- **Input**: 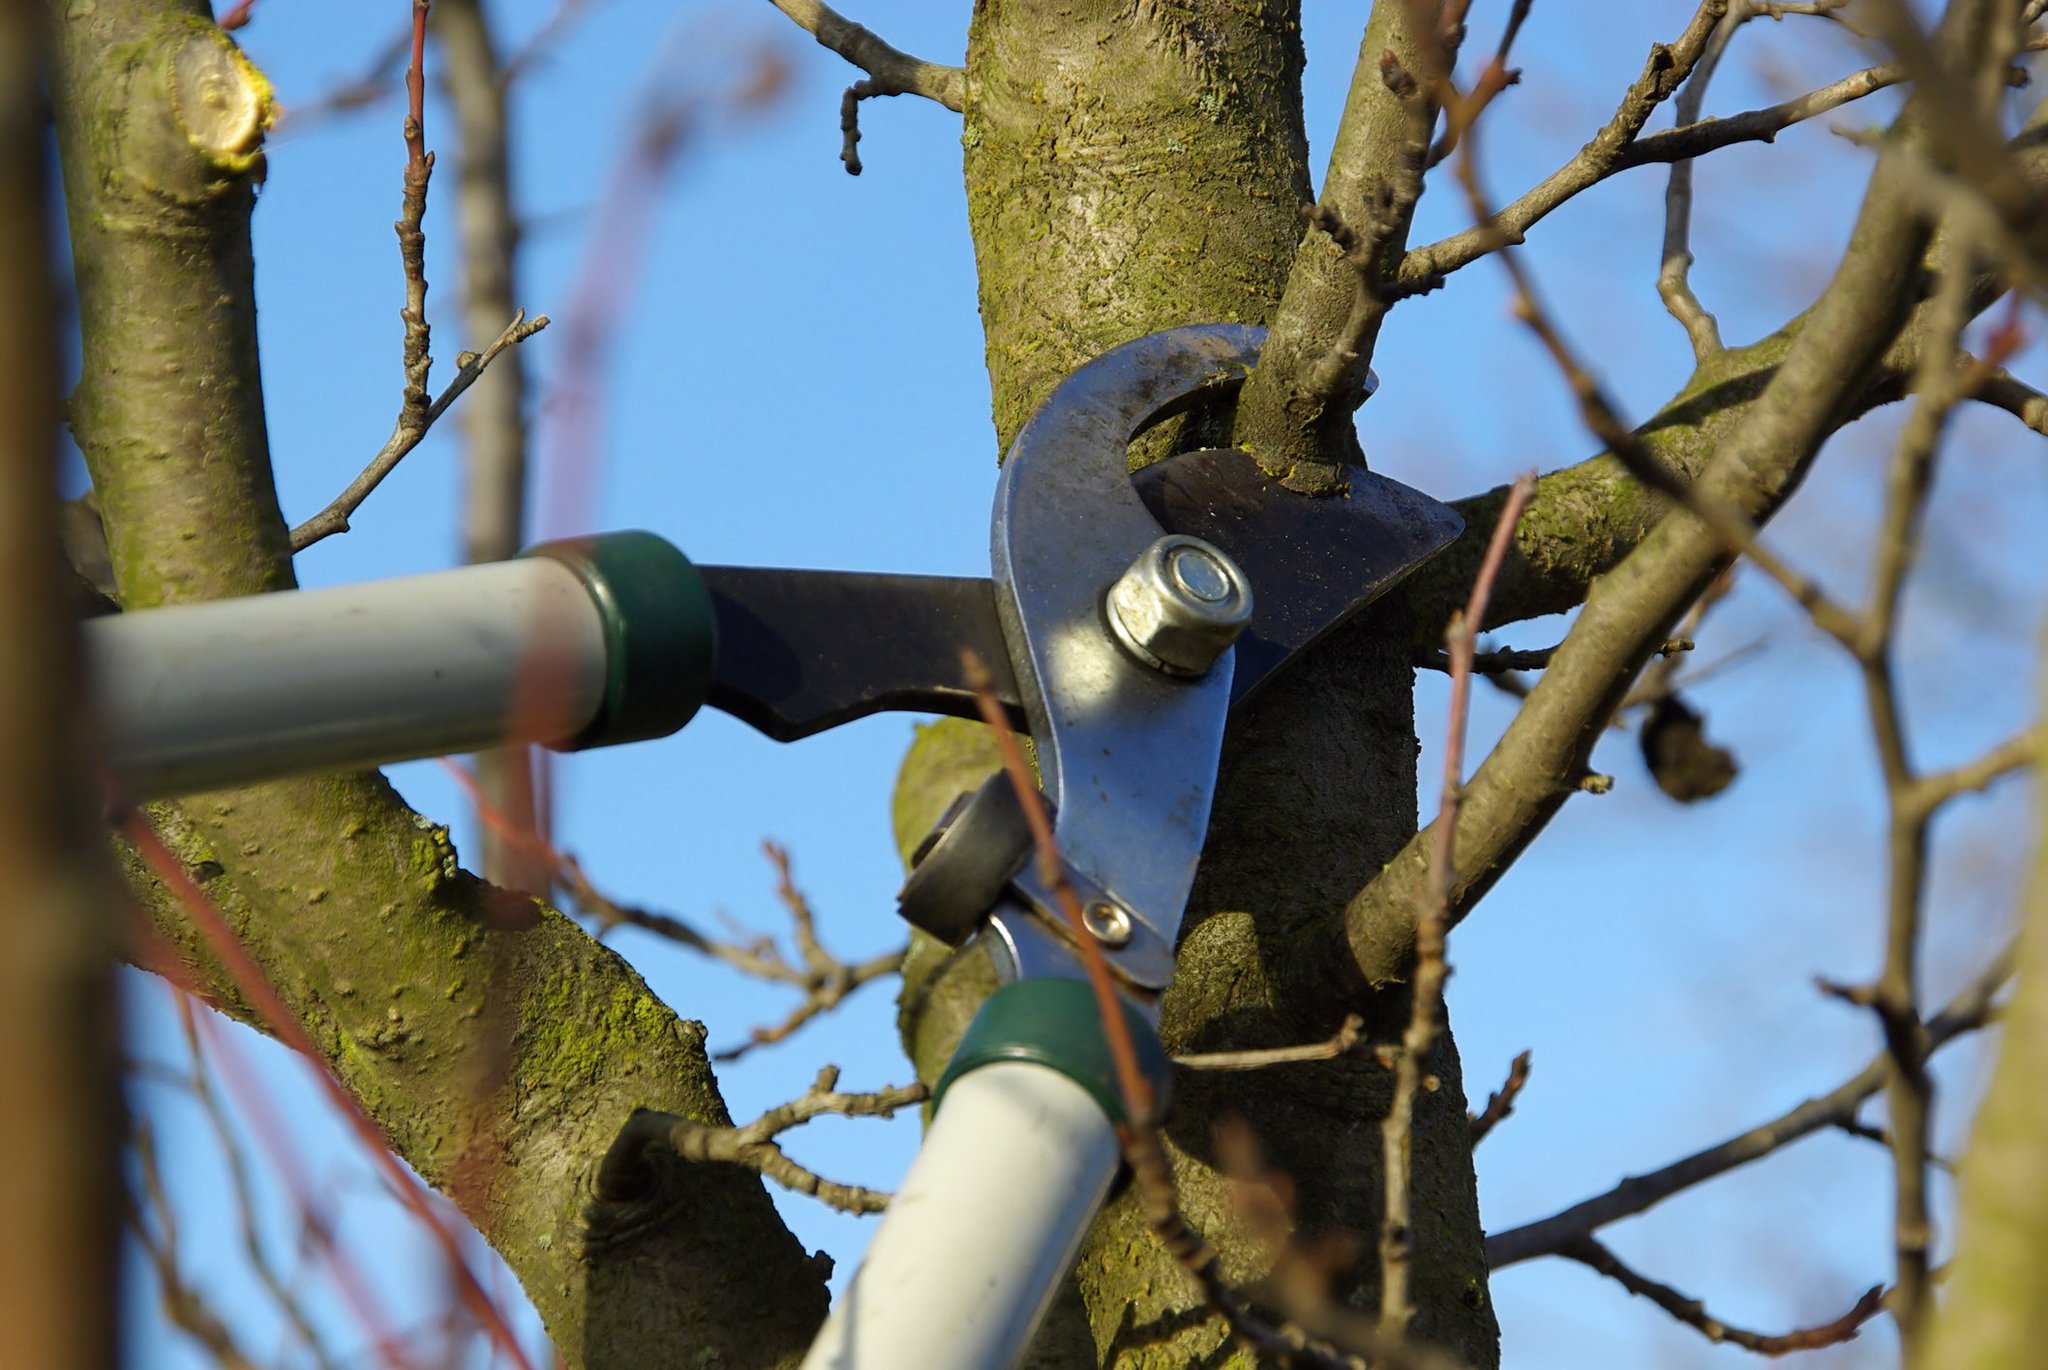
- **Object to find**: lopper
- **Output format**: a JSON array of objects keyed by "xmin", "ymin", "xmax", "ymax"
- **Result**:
[{"xmin": 89, "ymin": 325, "xmax": 1462, "ymax": 1369}]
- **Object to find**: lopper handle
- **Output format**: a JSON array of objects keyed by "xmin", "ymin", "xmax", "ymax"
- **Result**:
[
  {"xmin": 88, "ymin": 532, "xmax": 716, "ymax": 798},
  {"xmin": 799, "ymin": 1060, "xmax": 1121, "ymax": 1370}
]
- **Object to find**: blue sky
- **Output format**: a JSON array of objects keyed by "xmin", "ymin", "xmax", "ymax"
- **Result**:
[{"xmin": 111, "ymin": 3, "xmax": 2048, "ymax": 1367}]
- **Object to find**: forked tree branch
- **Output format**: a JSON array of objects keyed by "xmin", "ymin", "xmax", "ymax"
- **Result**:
[
  {"xmin": 763, "ymin": 0, "xmax": 963, "ymax": 173},
  {"xmin": 595, "ymin": 1067, "xmax": 927, "ymax": 1216},
  {"xmin": 1486, "ymin": 942, "xmax": 2010, "ymax": 1268}
]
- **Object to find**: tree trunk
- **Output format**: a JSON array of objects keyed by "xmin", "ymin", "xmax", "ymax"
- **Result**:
[{"xmin": 897, "ymin": 3, "xmax": 1498, "ymax": 1363}]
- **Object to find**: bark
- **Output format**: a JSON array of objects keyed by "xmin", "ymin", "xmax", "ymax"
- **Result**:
[
  {"xmin": 0, "ymin": 10, "xmax": 123, "ymax": 1367},
  {"xmin": 1231, "ymin": 1, "xmax": 1440, "ymax": 491},
  {"xmin": 900, "ymin": 3, "xmax": 1499, "ymax": 1363},
  {"xmin": 48, "ymin": 4, "xmax": 825, "ymax": 1364}
]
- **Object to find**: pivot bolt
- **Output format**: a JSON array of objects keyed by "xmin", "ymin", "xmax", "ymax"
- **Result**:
[{"xmin": 1105, "ymin": 534, "xmax": 1253, "ymax": 677}]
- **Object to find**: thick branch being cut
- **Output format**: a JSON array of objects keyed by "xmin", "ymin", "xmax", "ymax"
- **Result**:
[{"xmin": 1231, "ymin": 0, "xmax": 1451, "ymax": 492}]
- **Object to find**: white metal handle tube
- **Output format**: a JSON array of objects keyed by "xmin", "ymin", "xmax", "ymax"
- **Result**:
[
  {"xmin": 800, "ymin": 1061, "xmax": 1120, "ymax": 1370},
  {"xmin": 88, "ymin": 558, "xmax": 609, "ymax": 798}
]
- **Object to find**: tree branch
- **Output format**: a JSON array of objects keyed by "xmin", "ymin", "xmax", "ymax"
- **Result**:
[
  {"xmin": 1396, "ymin": 2, "xmax": 1729, "ymax": 289},
  {"xmin": 1558, "ymin": 1237, "xmax": 1886, "ymax": 1355},
  {"xmin": 1467, "ymin": 1050, "xmax": 1531, "ymax": 1146},
  {"xmin": 287, "ymin": 310, "xmax": 548, "ymax": 552},
  {"xmin": 763, "ymin": 0, "xmax": 963, "ymax": 174},
  {"xmin": 595, "ymin": 1067, "xmax": 927, "ymax": 1217},
  {"xmin": 1230, "ymin": 0, "xmax": 1449, "ymax": 493},
  {"xmin": 1486, "ymin": 942, "xmax": 2010, "ymax": 1268},
  {"xmin": 1348, "ymin": 99, "xmax": 1939, "ymax": 991}
]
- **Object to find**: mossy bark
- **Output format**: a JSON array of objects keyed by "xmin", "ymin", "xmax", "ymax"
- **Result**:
[
  {"xmin": 49, "ymin": 4, "xmax": 826, "ymax": 1364},
  {"xmin": 906, "ymin": 3, "xmax": 1499, "ymax": 1363}
]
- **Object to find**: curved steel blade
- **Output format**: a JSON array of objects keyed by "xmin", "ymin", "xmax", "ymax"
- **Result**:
[{"xmin": 990, "ymin": 325, "xmax": 1262, "ymax": 982}]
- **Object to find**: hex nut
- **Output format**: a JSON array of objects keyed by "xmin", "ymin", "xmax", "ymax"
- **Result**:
[{"xmin": 1105, "ymin": 535, "xmax": 1254, "ymax": 676}]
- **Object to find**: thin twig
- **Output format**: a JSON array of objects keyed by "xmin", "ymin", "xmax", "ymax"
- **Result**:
[
  {"xmin": 1560, "ymin": 1236, "xmax": 1886, "ymax": 1354},
  {"xmin": 597, "ymin": 1067, "xmax": 927, "ymax": 1215},
  {"xmin": 1658, "ymin": 0, "xmax": 1750, "ymax": 359},
  {"xmin": 1175, "ymin": 1014, "xmax": 1370, "ymax": 1072},
  {"xmin": 763, "ymin": 0, "xmax": 963, "ymax": 174},
  {"xmin": 1970, "ymin": 366, "xmax": 2048, "ymax": 435},
  {"xmin": 1485, "ymin": 941, "xmax": 2011, "ymax": 1267},
  {"xmin": 1381, "ymin": 471, "xmax": 1537, "ymax": 1338},
  {"xmin": 167, "ymin": 999, "xmax": 339, "ymax": 1366},
  {"xmin": 127, "ymin": 1125, "xmax": 261, "ymax": 1370},
  {"xmin": 1397, "ymin": 2, "xmax": 1730, "ymax": 288},
  {"xmin": 398, "ymin": 1, "xmax": 434, "ymax": 432},
  {"xmin": 549, "ymin": 843, "xmax": 904, "ymax": 1060},
  {"xmin": 289, "ymin": 310, "xmax": 549, "ymax": 551},
  {"xmin": 1905, "ymin": 728, "xmax": 2039, "ymax": 816},
  {"xmin": 1468, "ymin": 1049, "xmax": 1531, "ymax": 1145}
]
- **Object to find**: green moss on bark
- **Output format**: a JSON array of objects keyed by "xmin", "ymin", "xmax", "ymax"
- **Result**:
[{"xmin": 954, "ymin": 4, "xmax": 1497, "ymax": 1362}]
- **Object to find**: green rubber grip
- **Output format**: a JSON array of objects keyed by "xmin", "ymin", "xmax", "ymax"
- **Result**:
[
  {"xmin": 524, "ymin": 532, "xmax": 718, "ymax": 750},
  {"xmin": 934, "ymin": 978, "xmax": 1172, "ymax": 1127}
]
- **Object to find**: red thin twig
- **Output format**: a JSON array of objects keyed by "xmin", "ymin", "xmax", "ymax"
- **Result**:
[
  {"xmin": 958, "ymin": 650, "xmax": 1156, "ymax": 1124},
  {"xmin": 122, "ymin": 809, "xmax": 538, "ymax": 1370}
]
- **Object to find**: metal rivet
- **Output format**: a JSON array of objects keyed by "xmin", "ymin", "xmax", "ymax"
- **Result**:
[{"xmin": 1082, "ymin": 900, "xmax": 1133, "ymax": 947}]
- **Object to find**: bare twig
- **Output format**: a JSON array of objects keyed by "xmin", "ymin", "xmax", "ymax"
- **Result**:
[
  {"xmin": 763, "ymin": 0, "xmax": 963, "ymax": 174},
  {"xmin": 1424, "ymin": 0, "xmax": 1534, "ymax": 169},
  {"xmin": 1906, "ymin": 728, "xmax": 2039, "ymax": 815},
  {"xmin": 1397, "ymin": 2, "xmax": 1729, "ymax": 287},
  {"xmin": 1468, "ymin": 1049, "xmax": 1531, "ymax": 1145},
  {"xmin": 289, "ymin": 3, "xmax": 552, "ymax": 556},
  {"xmin": 1658, "ymin": 1, "xmax": 1751, "ymax": 359},
  {"xmin": 163, "ymin": 999, "xmax": 338, "ymax": 1366},
  {"xmin": 398, "ymin": 2, "xmax": 434, "ymax": 432},
  {"xmin": 1175, "ymin": 1014, "xmax": 1370, "ymax": 1072},
  {"xmin": 1381, "ymin": 471, "xmax": 1537, "ymax": 1338},
  {"xmin": 288, "ymin": 310, "xmax": 549, "ymax": 551},
  {"xmin": 127, "ymin": 1125, "xmax": 260, "ymax": 1370},
  {"xmin": 597, "ymin": 1066, "xmax": 927, "ymax": 1214},
  {"xmin": 1626, "ymin": 60, "xmax": 1905, "ymax": 169},
  {"xmin": 1485, "ymin": 942, "xmax": 2011, "ymax": 1268},
  {"xmin": 552, "ymin": 845, "xmax": 904, "ymax": 1060},
  {"xmin": 1970, "ymin": 365, "xmax": 2048, "ymax": 436},
  {"xmin": 1560, "ymin": 1236, "xmax": 1886, "ymax": 1354}
]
